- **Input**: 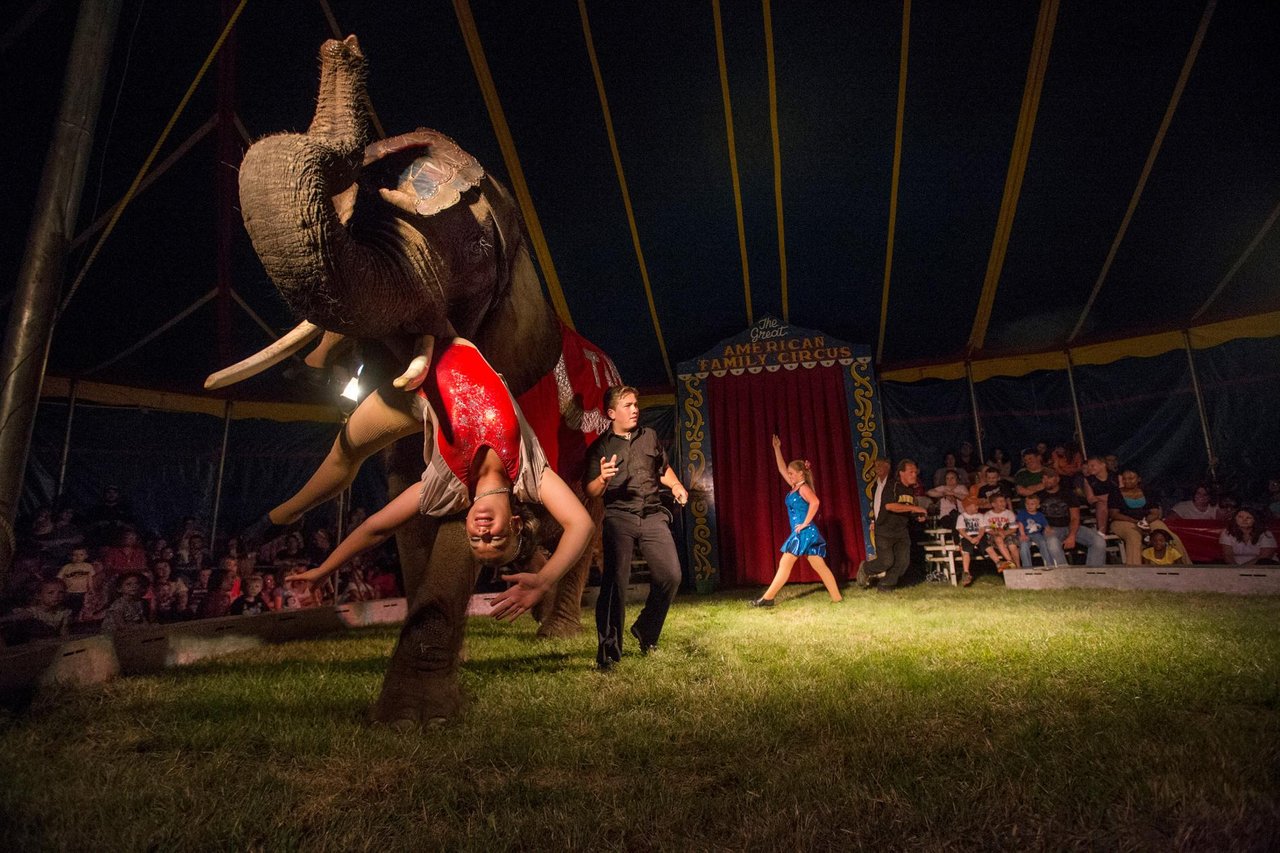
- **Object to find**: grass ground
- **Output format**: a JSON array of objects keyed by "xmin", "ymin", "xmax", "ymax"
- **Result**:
[{"xmin": 2, "ymin": 578, "xmax": 1279, "ymax": 851}]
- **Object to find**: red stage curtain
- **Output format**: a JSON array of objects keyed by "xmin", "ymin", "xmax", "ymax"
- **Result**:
[{"xmin": 708, "ymin": 364, "xmax": 866, "ymax": 586}]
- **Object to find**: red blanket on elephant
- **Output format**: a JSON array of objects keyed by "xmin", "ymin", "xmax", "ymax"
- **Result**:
[{"xmin": 516, "ymin": 323, "xmax": 620, "ymax": 489}]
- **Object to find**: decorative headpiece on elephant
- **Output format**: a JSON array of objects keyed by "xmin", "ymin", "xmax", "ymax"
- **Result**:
[{"xmin": 209, "ymin": 36, "xmax": 619, "ymax": 724}]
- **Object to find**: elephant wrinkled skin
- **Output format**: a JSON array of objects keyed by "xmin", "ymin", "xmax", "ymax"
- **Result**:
[{"xmin": 231, "ymin": 36, "xmax": 617, "ymax": 724}]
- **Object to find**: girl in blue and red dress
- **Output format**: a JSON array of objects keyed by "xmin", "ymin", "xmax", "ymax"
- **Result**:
[{"xmin": 751, "ymin": 435, "xmax": 843, "ymax": 607}]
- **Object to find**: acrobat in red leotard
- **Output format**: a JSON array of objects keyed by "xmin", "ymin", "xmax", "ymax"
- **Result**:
[{"xmin": 415, "ymin": 339, "xmax": 548, "ymax": 517}]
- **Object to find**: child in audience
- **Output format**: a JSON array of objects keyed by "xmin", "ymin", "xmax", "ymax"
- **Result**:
[
  {"xmin": 57, "ymin": 546, "xmax": 94, "ymax": 622},
  {"xmin": 982, "ymin": 493, "xmax": 1021, "ymax": 571},
  {"xmin": 229, "ymin": 574, "xmax": 271, "ymax": 615},
  {"xmin": 1142, "ymin": 529, "xmax": 1186, "ymax": 566},
  {"xmin": 198, "ymin": 569, "xmax": 235, "ymax": 619},
  {"xmin": 14, "ymin": 580, "xmax": 72, "ymax": 641},
  {"xmin": 149, "ymin": 560, "xmax": 187, "ymax": 622},
  {"xmin": 1017, "ymin": 494, "xmax": 1057, "ymax": 568},
  {"xmin": 954, "ymin": 495, "xmax": 985, "ymax": 587},
  {"xmin": 186, "ymin": 567, "xmax": 214, "ymax": 618},
  {"xmin": 101, "ymin": 573, "xmax": 149, "ymax": 633}
]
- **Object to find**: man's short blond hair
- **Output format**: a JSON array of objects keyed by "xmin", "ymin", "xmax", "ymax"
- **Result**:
[{"xmin": 605, "ymin": 385, "xmax": 639, "ymax": 415}]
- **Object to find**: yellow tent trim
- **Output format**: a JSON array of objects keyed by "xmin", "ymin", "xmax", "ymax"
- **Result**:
[
  {"xmin": 880, "ymin": 310, "xmax": 1280, "ymax": 384},
  {"xmin": 578, "ymin": 0, "xmax": 673, "ymax": 385},
  {"xmin": 967, "ymin": 0, "xmax": 1058, "ymax": 352},
  {"xmin": 1068, "ymin": 0, "xmax": 1216, "ymax": 342},
  {"xmin": 40, "ymin": 378, "xmax": 345, "ymax": 423},
  {"xmin": 762, "ymin": 0, "xmax": 789, "ymax": 322},
  {"xmin": 712, "ymin": 0, "xmax": 754, "ymax": 326},
  {"xmin": 453, "ymin": 0, "xmax": 576, "ymax": 330},
  {"xmin": 877, "ymin": 0, "xmax": 911, "ymax": 365}
]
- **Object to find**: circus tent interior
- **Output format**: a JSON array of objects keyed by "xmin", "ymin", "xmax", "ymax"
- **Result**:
[{"xmin": 2, "ymin": 0, "xmax": 1278, "ymax": 534}]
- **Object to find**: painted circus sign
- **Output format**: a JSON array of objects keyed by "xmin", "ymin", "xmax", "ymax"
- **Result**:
[{"xmin": 675, "ymin": 317, "xmax": 888, "ymax": 592}]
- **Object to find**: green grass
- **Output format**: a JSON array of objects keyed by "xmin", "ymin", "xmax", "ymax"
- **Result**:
[{"xmin": 3, "ymin": 579, "xmax": 1279, "ymax": 851}]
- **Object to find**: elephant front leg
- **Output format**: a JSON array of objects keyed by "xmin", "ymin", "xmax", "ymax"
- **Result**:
[
  {"xmin": 534, "ymin": 495, "xmax": 602, "ymax": 639},
  {"xmin": 372, "ymin": 516, "xmax": 478, "ymax": 727}
]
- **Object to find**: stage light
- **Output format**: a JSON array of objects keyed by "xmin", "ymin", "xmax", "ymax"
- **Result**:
[{"xmin": 340, "ymin": 364, "xmax": 364, "ymax": 403}]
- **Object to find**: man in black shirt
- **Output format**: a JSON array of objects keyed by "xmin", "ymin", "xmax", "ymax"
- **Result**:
[
  {"xmin": 1038, "ymin": 469, "xmax": 1106, "ymax": 566},
  {"xmin": 856, "ymin": 459, "xmax": 928, "ymax": 591},
  {"xmin": 584, "ymin": 386, "xmax": 689, "ymax": 669}
]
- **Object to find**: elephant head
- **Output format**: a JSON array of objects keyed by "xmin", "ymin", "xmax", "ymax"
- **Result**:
[{"xmin": 215, "ymin": 35, "xmax": 559, "ymax": 396}]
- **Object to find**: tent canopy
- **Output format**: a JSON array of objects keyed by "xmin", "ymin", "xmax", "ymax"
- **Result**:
[{"xmin": 2, "ymin": 0, "xmax": 1278, "ymax": 401}]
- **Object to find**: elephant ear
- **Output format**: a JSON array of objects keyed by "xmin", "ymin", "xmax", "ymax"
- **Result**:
[{"xmin": 363, "ymin": 128, "xmax": 485, "ymax": 217}]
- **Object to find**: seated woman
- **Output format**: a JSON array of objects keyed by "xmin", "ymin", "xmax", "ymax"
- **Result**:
[
  {"xmin": 983, "ymin": 447, "xmax": 1012, "ymax": 480},
  {"xmin": 933, "ymin": 451, "xmax": 969, "ymax": 487},
  {"xmin": 1219, "ymin": 508, "xmax": 1276, "ymax": 566},
  {"xmin": 1110, "ymin": 469, "xmax": 1187, "ymax": 567},
  {"xmin": 1168, "ymin": 484, "xmax": 1222, "ymax": 520},
  {"xmin": 927, "ymin": 470, "xmax": 969, "ymax": 528},
  {"xmin": 289, "ymin": 337, "xmax": 592, "ymax": 621}
]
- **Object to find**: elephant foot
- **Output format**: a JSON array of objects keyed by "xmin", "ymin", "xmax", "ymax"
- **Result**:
[
  {"xmin": 535, "ymin": 617, "xmax": 583, "ymax": 639},
  {"xmin": 371, "ymin": 668, "xmax": 463, "ymax": 727}
]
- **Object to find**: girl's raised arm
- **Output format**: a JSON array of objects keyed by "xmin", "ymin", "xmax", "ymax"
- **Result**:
[{"xmin": 771, "ymin": 434, "xmax": 789, "ymax": 480}]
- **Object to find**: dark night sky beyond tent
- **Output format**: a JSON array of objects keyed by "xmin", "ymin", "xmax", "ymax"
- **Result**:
[{"xmin": 1, "ymin": 0, "xmax": 1278, "ymax": 402}]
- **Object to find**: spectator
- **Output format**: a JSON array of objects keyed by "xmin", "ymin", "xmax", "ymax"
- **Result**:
[
  {"xmin": 1169, "ymin": 485, "xmax": 1222, "ymax": 521},
  {"xmin": 84, "ymin": 485, "xmax": 136, "ymax": 547},
  {"xmin": 1111, "ymin": 469, "xmax": 1185, "ymax": 567},
  {"xmin": 176, "ymin": 533, "xmax": 213, "ymax": 577},
  {"xmin": 1104, "ymin": 454, "xmax": 1120, "ymax": 475},
  {"xmin": 1050, "ymin": 441, "xmax": 1084, "ymax": 487},
  {"xmin": 956, "ymin": 440, "xmax": 981, "ymax": 478},
  {"xmin": 1142, "ymin": 529, "xmax": 1186, "ymax": 566},
  {"xmin": 1038, "ymin": 470, "xmax": 1106, "ymax": 566},
  {"xmin": 1219, "ymin": 509, "xmax": 1276, "ymax": 565},
  {"xmin": 198, "ymin": 569, "xmax": 235, "ymax": 619},
  {"xmin": 971, "ymin": 465, "xmax": 1016, "ymax": 511},
  {"xmin": 259, "ymin": 572, "xmax": 281, "ymax": 611},
  {"xmin": 927, "ymin": 470, "xmax": 969, "ymax": 527},
  {"xmin": 101, "ymin": 573, "xmax": 149, "ymax": 633},
  {"xmin": 1017, "ymin": 494, "xmax": 1056, "ymax": 568},
  {"xmin": 57, "ymin": 546, "xmax": 95, "ymax": 622},
  {"xmin": 77, "ymin": 562, "xmax": 111, "ymax": 626},
  {"xmin": 984, "ymin": 447, "xmax": 1013, "ymax": 479},
  {"xmin": 9, "ymin": 580, "xmax": 72, "ymax": 643},
  {"xmin": 1084, "ymin": 456, "xmax": 1121, "ymax": 535},
  {"xmin": 150, "ymin": 560, "xmax": 187, "ymax": 623},
  {"xmin": 366, "ymin": 562, "xmax": 400, "ymax": 599},
  {"xmin": 186, "ymin": 567, "xmax": 214, "ymax": 618},
  {"xmin": 100, "ymin": 527, "xmax": 148, "ymax": 579},
  {"xmin": 306, "ymin": 528, "xmax": 333, "ymax": 566},
  {"xmin": 982, "ymin": 493, "xmax": 1020, "ymax": 572},
  {"xmin": 1265, "ymin": 477, "xmax": 1280, "ymax": 518},
  {"xmin": 954, "ymin": 495, "xmax": 985, "ymax": 587},
  {"xmin": 29, "ymin": 506, "xmax": 55, "ymax": 540},
  {"xmin": 1013, "ymin": 448, "xmax": 1047, "ymax": 505},
  {"xmin": 1035, "ymin": 440, "xmax": 1051, "ymax": 464},
  {"xmin": 340, "ymin": 564, "xmax": 378, "ymax": 603},
  {"xmin": 933, "ymin": 451, "xmax": 970, "ymax": 486},
  {"xmin": 270, "ymin": 531, "xmax": 306, "ymax": 571},
  {"xmin": 229, "ymin": 574, "xmax": 271, "ymax": 615}
]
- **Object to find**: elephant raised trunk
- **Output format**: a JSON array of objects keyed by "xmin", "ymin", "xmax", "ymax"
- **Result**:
[{"xmin": 237, "ymin": 37, "xmax": 448, "ymax": 340}]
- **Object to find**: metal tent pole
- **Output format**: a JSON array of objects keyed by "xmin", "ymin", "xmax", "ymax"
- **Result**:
[
  {"xmin": 55, "ymin": 379, "xmax": 80, "ymax": 500},
  {"xmin": 1182, "ymin": 331, "xmax": 1218, "ymax": 482},
  {"xmin": 1063, "ymin": 350, "xmax": 1088, "ymax": 459},
  {"xmin": 210, "ymin": 401, "xmax": 233, "ymax": 546},
  {"xmin": 0, "ymin": 0, "xmax": 122, "ymax": 575},
  {"xmin": 965, "ymin": 361, "xmax": 985, "ymax": 463}
]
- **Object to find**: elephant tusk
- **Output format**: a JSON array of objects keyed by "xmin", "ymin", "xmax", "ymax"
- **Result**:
[{"xmin": 204, "ymin": 321, "xmax": 322, "ymax": 389}]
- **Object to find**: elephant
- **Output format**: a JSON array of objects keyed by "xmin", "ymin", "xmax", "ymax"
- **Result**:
[{"xmin": 213, "ymin": 35, "xmax": 619, "ymax": 724}]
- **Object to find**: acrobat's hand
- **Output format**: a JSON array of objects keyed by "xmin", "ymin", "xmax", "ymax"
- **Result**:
[
  {"xmin": 771, "ymin": 434, "xmax": 781, "ymax": 450},
  {"xmin": 392, "ymin": 336, "xmax": 436, "ymax": 391},
  {"xmin": 488, "ymin": 572, "xmax": 546, "ymax": 622},
  {"xmin": 794, "ymin": 522, "xmax": 809, "ymax": 532}
]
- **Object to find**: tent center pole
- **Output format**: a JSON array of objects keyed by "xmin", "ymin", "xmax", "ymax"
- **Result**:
[
  {"xmin": 1063, "ymin": 350, "xmax": 1088, "ymax": 459},
  {"xmin": 56, "ymin": 379, "xmax": 80, "ymax": 500},
  {"xmin": 965, "ymin": 361, "xmax": 984, "ymax": 463},
  {"xmin": 0, "ymin": 0, "xmax": 122, "ymax": 577},
  {"xmin": 210, "ymin": 401, "xmax": 233, "ymax": 546},
  {"xmin": 1182, "ymin": 331, "xmax": 1218, "ymax": 482}
]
